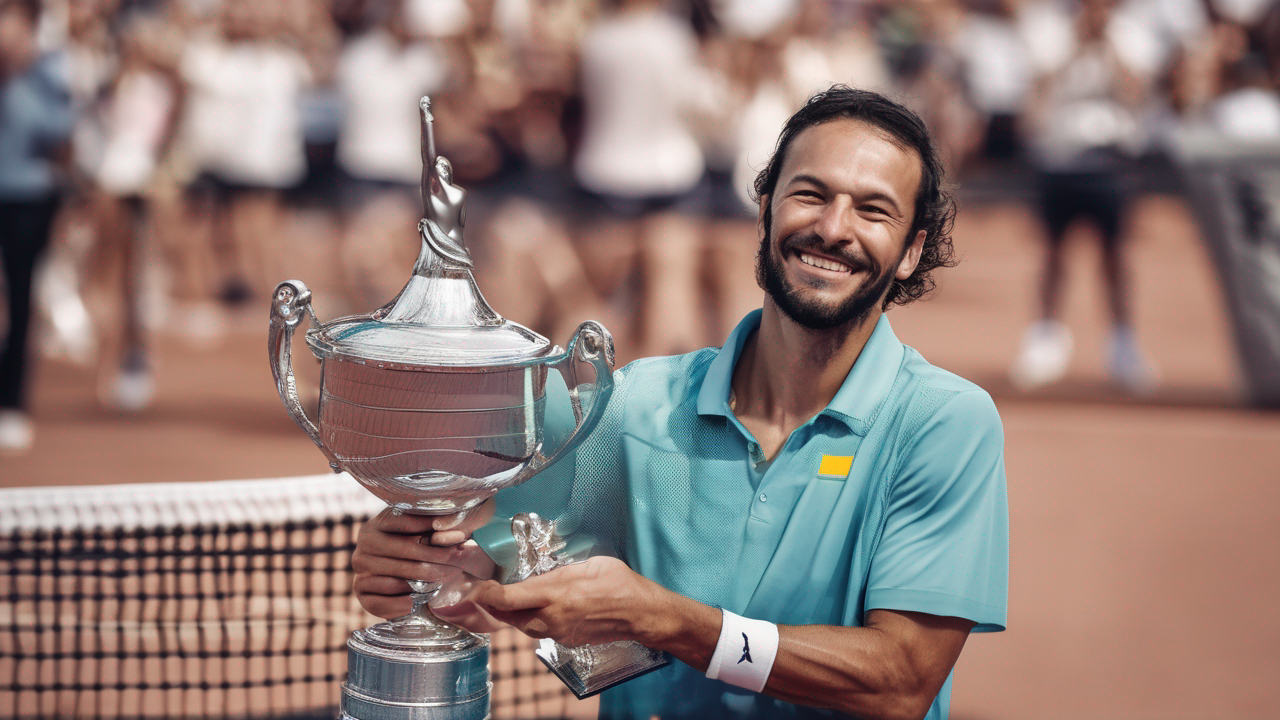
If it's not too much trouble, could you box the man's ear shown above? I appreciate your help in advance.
[895,229,927,280]
[757,194,770,239]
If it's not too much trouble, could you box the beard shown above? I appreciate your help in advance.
[755,224,903,331]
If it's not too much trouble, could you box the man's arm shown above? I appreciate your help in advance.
[470,556,972,720]
[766,611,972,720]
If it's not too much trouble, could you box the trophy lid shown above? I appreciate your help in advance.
[308,98,553,368]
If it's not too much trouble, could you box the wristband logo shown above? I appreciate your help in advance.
[738,633,753,664]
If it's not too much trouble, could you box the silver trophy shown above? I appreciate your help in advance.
[268,98,658,719]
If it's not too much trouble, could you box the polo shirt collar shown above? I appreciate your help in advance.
[696,309,761,419]
[696,309,906,436]
[823,314,905,434]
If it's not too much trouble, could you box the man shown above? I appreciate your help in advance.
[353,87,1008,720]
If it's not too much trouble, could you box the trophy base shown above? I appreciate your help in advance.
[535,638,670,699]
[341,620,491,720]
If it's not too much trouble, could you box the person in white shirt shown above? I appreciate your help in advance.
[86,11,180,412]
[1010,0,1157,394]
[180,0,310,306]
[574,0,719,357]
[334,0,448,309]
[953,1,1033,163]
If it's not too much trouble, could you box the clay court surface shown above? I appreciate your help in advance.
[3,195,1278,719]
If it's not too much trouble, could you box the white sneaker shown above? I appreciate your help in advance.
[0,410,33,454]
[1108,326,1158,395]
[1010,320,1074,389]
[112,367,155,411]
[103,352,155,412]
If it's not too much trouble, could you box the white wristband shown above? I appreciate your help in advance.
[705,609,779,692]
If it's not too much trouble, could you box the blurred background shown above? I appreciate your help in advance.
[1,0,1278,718]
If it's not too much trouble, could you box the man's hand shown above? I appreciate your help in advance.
[469,556,721,657]
[352,500,500,630]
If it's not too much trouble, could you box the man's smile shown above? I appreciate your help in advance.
[796,251,854,274]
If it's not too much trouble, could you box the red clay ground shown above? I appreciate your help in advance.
[3,194,1278,719]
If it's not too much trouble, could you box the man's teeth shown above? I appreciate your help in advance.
[799,252,851,273]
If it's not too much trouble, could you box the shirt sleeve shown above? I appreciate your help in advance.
[864,388,1009,632]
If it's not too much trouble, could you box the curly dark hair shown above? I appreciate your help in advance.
[752,86,957,309]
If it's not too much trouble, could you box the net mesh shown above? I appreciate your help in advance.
[0,476,580,719]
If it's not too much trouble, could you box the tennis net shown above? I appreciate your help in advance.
[0,475,582,719]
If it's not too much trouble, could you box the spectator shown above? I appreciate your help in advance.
[1010,0,1157,393]
[334,0,449,308]
[0,0,75,452]
[573,0,720,357]
[180,0,310,306]
[463,0,616,346]
[952,0,1034,166]
[85,10,181,411]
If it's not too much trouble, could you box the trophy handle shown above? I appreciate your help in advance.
[269,280,343,473]
[539,320,616,471]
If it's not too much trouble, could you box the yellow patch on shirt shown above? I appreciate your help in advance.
[817,454,854,480]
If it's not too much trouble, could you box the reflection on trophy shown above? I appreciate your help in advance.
[268,97,659,719]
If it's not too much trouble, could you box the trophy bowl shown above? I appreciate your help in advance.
[268,97,616,720]
[271,286,613,516]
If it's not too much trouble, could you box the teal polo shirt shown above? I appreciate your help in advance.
[489,310,1008,720]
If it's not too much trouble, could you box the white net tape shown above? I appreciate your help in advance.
[0,474,387,533]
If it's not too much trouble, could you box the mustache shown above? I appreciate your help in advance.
[779,233,877,274]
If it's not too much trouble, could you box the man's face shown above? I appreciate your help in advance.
[756,119,926,331]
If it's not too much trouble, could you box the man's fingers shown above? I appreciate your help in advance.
[367,500,496,547]
[428,529,469,547]
[358,533,494,574]
[355,557,463,585]
[439,498,495,529]
[366,503,487,537]
[429,499,496,542]
[352,573,413,597]
[472,579,555,613]
[409,541,497,579]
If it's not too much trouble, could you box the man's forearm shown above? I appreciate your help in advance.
[646,596,970,720]
[764,622,959,720]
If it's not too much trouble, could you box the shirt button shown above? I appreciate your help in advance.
[758,492,767,503]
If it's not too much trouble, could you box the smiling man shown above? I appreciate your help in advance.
[353,86,1008,720]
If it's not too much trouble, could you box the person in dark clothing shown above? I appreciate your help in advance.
[0,0,75,452]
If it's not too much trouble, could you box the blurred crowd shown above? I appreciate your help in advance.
[1,0,1279,452]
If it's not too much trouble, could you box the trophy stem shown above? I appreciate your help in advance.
[386,579,464,640]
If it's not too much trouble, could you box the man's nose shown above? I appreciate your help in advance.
[812,196,856,245]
